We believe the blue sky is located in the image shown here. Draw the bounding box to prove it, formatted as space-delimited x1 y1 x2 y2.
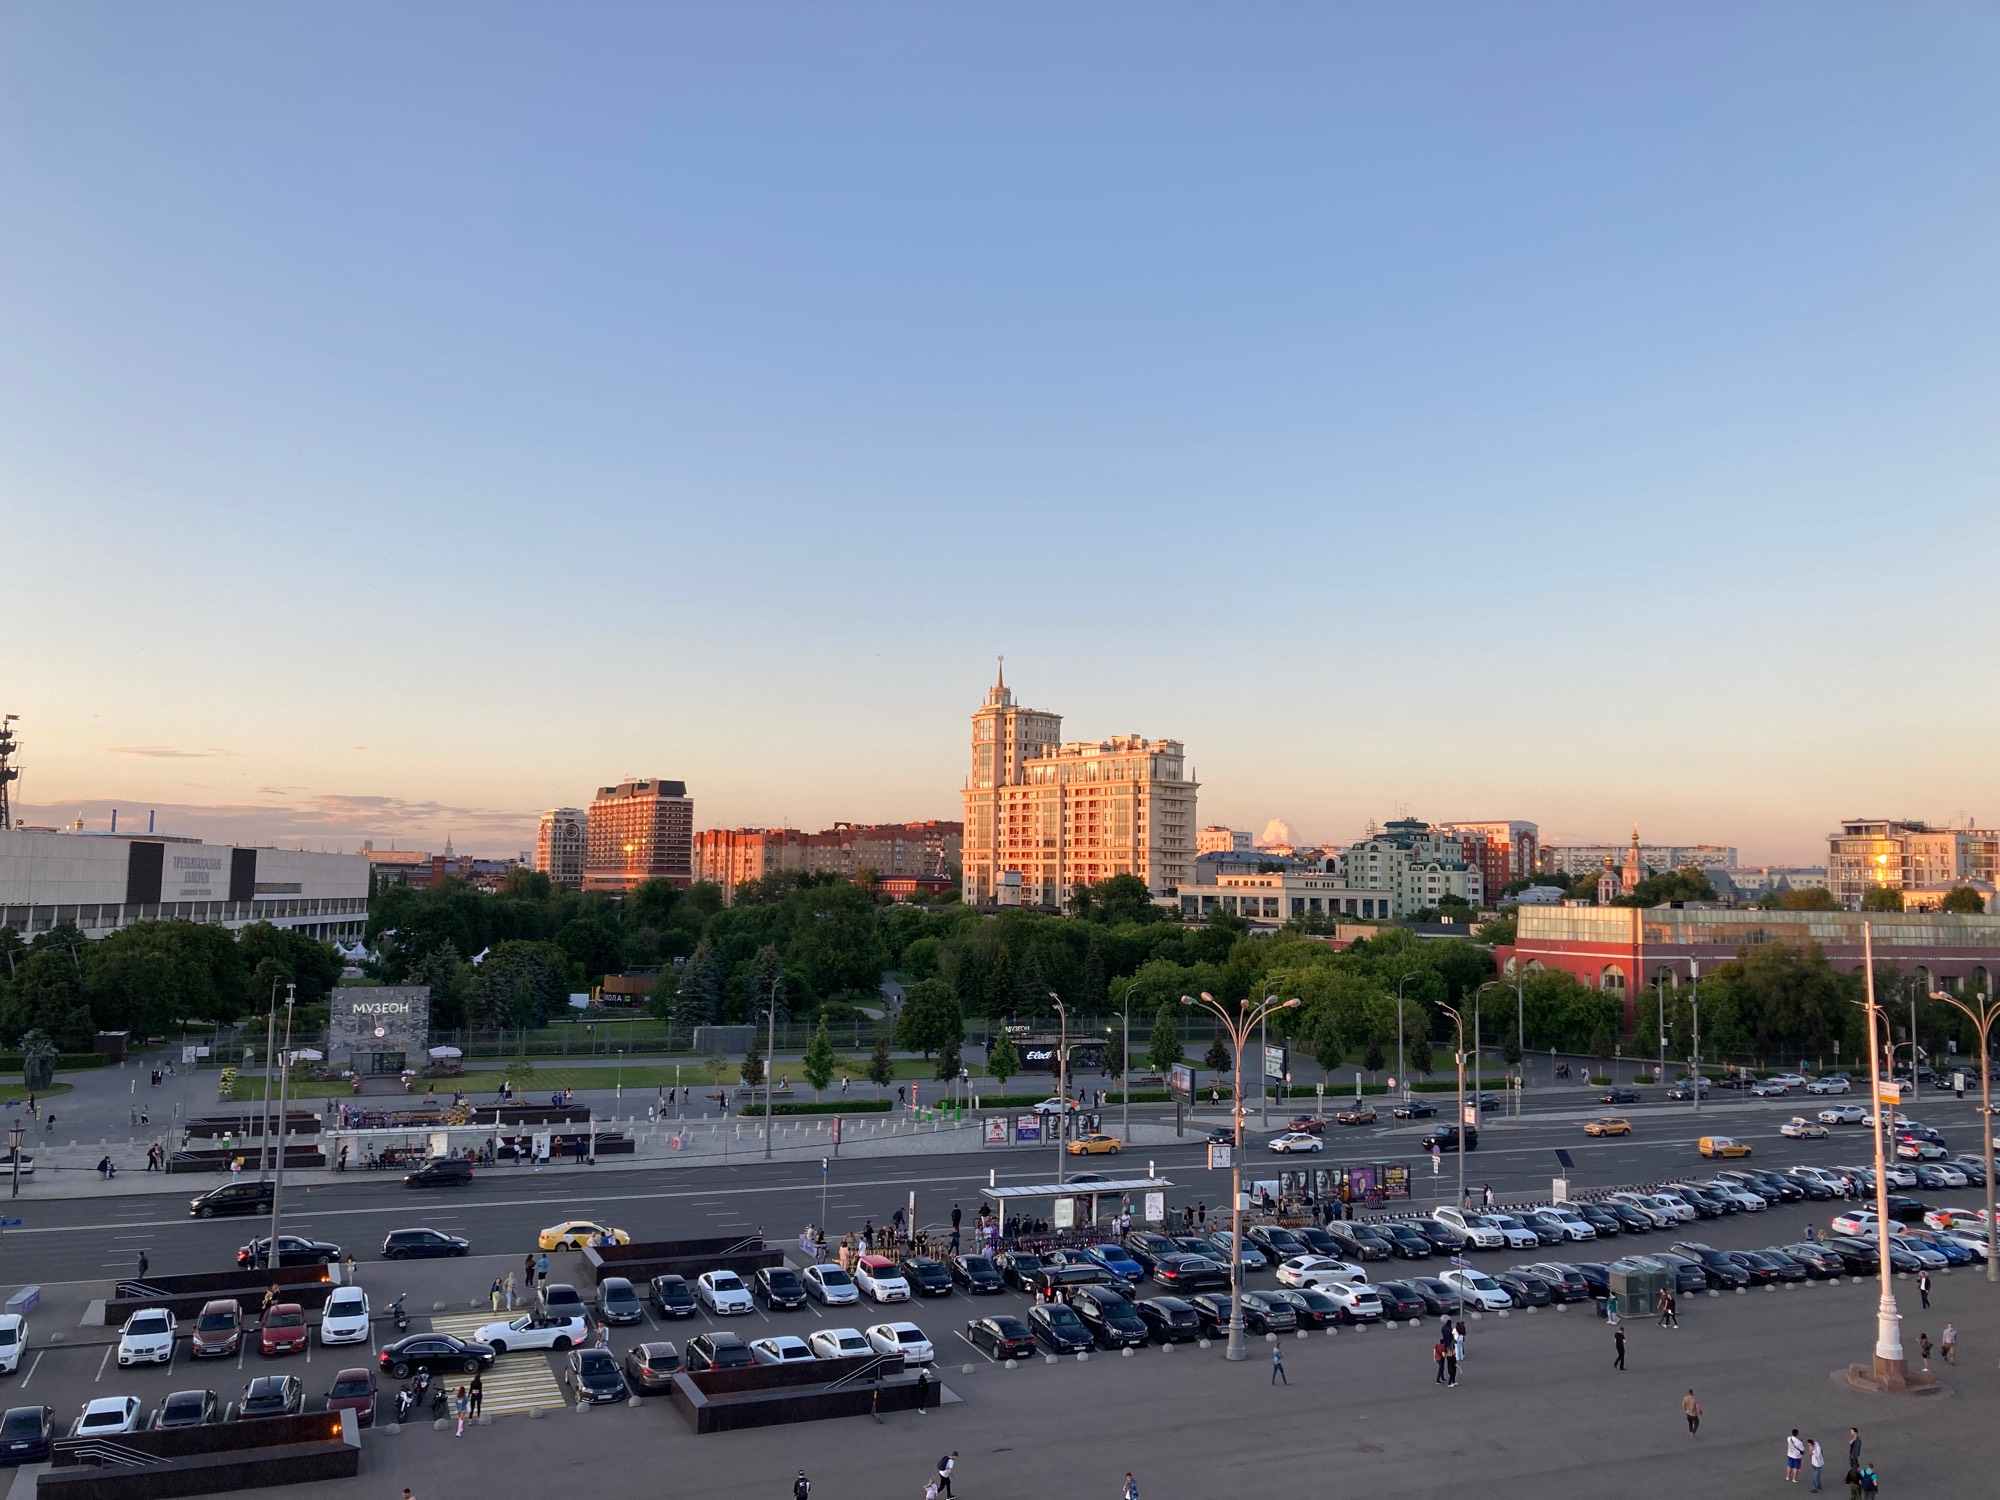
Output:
4 4 1996 862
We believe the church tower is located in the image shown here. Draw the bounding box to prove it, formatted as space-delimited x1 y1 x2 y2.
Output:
1622 824 1644 895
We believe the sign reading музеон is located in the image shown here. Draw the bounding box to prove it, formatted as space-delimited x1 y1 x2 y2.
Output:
328 986 430 1071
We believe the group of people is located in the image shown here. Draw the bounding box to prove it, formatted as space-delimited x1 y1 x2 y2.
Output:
1787 1429 1877 1496
1431 1318 1468 1386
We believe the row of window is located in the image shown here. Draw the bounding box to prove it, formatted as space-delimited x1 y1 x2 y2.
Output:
0 899 368 935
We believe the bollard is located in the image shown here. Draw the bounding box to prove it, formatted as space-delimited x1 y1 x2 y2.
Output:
1198 1339 1210 1350
1044 1354 1058 1365
1075 1351 1088 1363
1122 1347 1133 1358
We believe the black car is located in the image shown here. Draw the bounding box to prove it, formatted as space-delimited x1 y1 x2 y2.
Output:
947 1255 1003 1295
1247 1225 1307 1260
1421 1125 1478 1153
1027 1302 1093 1354
994 1250 1045 1292
597 1277 646 1325
1569 1263 1612 1295
1325 1224 1393 1262
754 1266 808 1310
1825 1237 1880 1273
1269 1287 1344 1329
1151 1254 1230 1293
381 1228 470 1260
1574 1204 1623 1236
1070 1287 1149 1349
1883 1195 1930 1225
1379 1224 1436 1259
1774 1243 1845 1278
402 1159 473 1188
649 1275 697 1318
1231 1291 1298 1334
1026 1265 1110 1298
0 1406 55 1465
1645 1252 1711 1294
1134 1297 1201 1343
1882 1242 1927 1274
897 1258 953 1298
188 1181 273 1219
1773 1172 1833 1202
237 1376 304 1419
623 1342 681 1393
1410 1221 1466 1254
1392 1099 1437 1119
1601 1203 1652 1233
1287 1226 1341 1258
1520 1264 1591 1303
1738 1249 1805 1284
1671 1244 1748 1290
1205 1127 1233 1144
238 1235 342 1269
566 1347 628 1404
684 1333 754 1371
1665 1186 1727 1218
965 1315 1037 1360
1756 1248 1814 1281
1371 1280 1431 1320
1494 1271 1551 1308
378 1334 496 1380
1408 1277 1460 1311
1508 1213 1569 1247
1121 1232 1180 1272
155 1389 221 1430
1601 1088 1640 1105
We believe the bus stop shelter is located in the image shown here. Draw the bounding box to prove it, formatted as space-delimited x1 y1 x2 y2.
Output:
979 1177 1174 1237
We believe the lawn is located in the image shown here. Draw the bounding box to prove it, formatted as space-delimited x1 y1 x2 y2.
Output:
0 1083 71 1106
229 1056 970 1102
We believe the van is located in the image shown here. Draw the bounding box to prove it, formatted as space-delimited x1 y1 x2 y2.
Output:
403 1159 473 1189
190 1300 242 1359
1698 1136 1751 1159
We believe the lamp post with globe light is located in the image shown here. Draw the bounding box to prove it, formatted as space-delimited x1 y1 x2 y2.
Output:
1181 990 1300 1362
1926 985 1999 1283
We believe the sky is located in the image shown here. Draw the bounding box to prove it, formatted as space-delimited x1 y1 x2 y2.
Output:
3 5 1997 865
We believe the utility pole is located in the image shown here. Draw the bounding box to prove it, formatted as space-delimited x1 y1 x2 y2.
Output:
763 968 780 1161
1439 1001 1468 1212
1051 994 1069 1188
1858 924 1909 1386
1927 983 1999 1284
266 985 295 1269
1690 959 1701 1115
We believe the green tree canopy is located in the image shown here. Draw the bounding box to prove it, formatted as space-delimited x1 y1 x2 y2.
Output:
802 1020 837 1097
1146 1003 1185 1074
1940 886 1986 915
895 978 962 1059
986 1031 1020 1088
1861 887 1904 913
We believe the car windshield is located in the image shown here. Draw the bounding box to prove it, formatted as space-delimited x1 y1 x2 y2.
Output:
1 1412 41 1437
816 1268 852 1286
962 1258 993 1272
1044 1305 1083 1327
197 1312 235 1331
579 1351 615 1372
267 1309 303 1327
329 1294 364 1313
1464 1274 1500 1291
128 1316 169 1336
248 1380 285 1399
992 1318 1029 1336
836 1335 867 1351
80 1412 123 1429
330 1376 370 1397
710 1274 742 1290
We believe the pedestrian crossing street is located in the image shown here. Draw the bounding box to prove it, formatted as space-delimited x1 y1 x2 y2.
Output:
427 1312 571 1416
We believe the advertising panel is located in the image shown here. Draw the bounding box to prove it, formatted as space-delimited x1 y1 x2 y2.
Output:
1015 1115 1042 1144
984 1116 1009 1146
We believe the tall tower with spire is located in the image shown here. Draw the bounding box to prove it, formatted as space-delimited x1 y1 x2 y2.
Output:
1622 824 1644 896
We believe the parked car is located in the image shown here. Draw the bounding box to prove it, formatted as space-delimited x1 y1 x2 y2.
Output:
806 1327 871 1361
1494 1270 1552 1308
1370 1279 1432 1320
566 1347 629 1404
750 1335 816 1367
696 1271 755 1315
684 1333 754 1372
116 1309 175 1367
649 1274 697 1317
596 1276 646 1325
1027 1302 1093 1353
258 1304 309 1357
237 1235 341 1269
321 1369 376 1427
1133 1297 1202 1343
0 1407 55 1466
318 1287 370 1346
155 1390 222 1430
864 1322 934 1367
1266 1287 1345 1329
1431 1208 1503 1249
188 1180 273 1219
1245 1225 1307 1261
381 1228 470 1260
1436 1269 1512 1311
235 1377 303 1420
0 1317 24 1377
1150 1253 1229 1292
992 1251 1045 1292
853 1257 911 1304
537 1283 588 1322
191 1301 243 1360
1274 1255 1366 1290
72 1397 143 1439
965 1315 1037 1359
623 1342 681 1393
1069 1287 1149 1349
947 1255 1003 1294
473 1312 588 1354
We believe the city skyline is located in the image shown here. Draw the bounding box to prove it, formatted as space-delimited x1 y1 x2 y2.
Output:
5 8 1996 866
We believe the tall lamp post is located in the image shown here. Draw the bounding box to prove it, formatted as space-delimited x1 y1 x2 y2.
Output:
1181 989 1300 1362
1689 959 1702 1115
266 984 296 1269
1928 986 1999 1283
1394 971 1421 1099
8 1121 24 1199
1477 981 1506 1109
761 969 782 1161
1855 924 1916 1389
1050 994 1069 1188
1117 981 1134 1148
1437 1001 1469 1212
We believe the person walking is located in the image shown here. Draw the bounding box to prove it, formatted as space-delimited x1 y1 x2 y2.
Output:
1270 1343 1287 1385
793 1472 811 1500
1613 1324 1626 1371
536 1253 550 1287
469 1373 483 1418
1786 1429 1805 1483
1847 1429 1861 1472
937 1451 957 1499
136 1250 149 1280
1917 1268 1931 1309
489 1278 503 1312
1809 1437 1825 1492
1444 1337 1458 1387
1682 1389 1701 1435
504 1272 516 1311
1656 1287 1672 1327
524 1254 536 1293
1941 1321 1956 1364
1453 1320 1466 1367
1122 1474 1139 1500
453 1387 469 1437
914 1365 931 1413
1917 1331 1931 1370
1434 1336 1449 1384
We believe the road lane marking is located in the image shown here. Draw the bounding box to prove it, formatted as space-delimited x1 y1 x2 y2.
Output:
94 1345 112 1382
20 1350 42 1387
954 1330 995 1363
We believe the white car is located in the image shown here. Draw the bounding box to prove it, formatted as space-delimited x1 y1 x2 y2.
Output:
115 1309 174 1367
318 1287 371 1346
697 1271 755 1315
1432 1208 1505 1249
1313 1281 1383 1320
1830 1210 1879 1237
72 1397 142 1438
1881 1163 1918 1188
1923 1207 1986 1232
1818 1105 1866 1125
1748 1081 1789 1098
1267 1132 1324 1154
1274 1255 1366 1290
1806 1077 1851 1095
1789 1167 1848 1195
1482 1216 1543 1250
1780 1118 1829 1140
473 1311 589 1353
1862 1110 1910 1128
1895 1138 1947 1161
1942 1227 1992 1257
1436 1269 1513 1311
750 1335 817 1366
1639 1193 1697 1224
808 1327 871 1361
853 1257 911 1303
0 1314 26 1375
1923 1163 1969 1189
1768 1074 1809 1090
865 1322 933 1367
801 1264 859 1306
1541 1207 1598 1241
1032 1097 1080 1116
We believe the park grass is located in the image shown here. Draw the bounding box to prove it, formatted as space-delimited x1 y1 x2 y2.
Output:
0 1083 72 1105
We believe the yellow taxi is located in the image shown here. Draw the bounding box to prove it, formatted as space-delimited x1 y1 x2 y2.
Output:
537 1219 631 1251
1583 1116 1632 1138
1066 1133 1123 1156
1697 1136 1752 1159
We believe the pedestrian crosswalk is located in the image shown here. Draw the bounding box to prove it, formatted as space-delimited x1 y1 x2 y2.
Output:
425 1312 571 1416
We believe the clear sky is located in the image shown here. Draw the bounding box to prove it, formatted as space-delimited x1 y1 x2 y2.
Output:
4 5 1996 863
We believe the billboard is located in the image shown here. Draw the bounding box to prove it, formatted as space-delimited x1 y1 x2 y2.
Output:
1263 1044 1286 1081
983 1116 1009 1146
1014 1115 1042 1144
1170 1063 1195 1100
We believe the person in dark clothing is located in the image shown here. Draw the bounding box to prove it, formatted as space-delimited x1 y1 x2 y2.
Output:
1613 1325 1626 1370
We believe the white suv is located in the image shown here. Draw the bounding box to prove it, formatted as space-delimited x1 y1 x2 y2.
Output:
1806 1076 1851 1096
1432 1208 1504 1249
115 1309 174 1367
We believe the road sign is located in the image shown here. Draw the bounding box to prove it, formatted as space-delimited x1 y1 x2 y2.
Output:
1876 1082 1905 1106
1462 1104 1478 1126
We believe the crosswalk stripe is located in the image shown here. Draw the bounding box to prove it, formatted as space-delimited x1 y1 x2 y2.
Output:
419 1313 574 1415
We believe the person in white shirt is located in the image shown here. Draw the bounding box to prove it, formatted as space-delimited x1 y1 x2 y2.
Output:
1785 1430 1805 1483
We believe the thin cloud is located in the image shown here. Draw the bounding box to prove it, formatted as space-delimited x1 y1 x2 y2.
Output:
110 745 233 759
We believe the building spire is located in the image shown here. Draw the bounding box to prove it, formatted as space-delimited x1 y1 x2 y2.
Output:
996 654 1005 692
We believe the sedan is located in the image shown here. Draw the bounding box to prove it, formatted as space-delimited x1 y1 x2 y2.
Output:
472 1313 588 1354
237 1235 341 1269
623 1342 681 1393
235 1377 303 1420
1205 1233 1267 1270
1911 1164 1967 1192
697 1271 755 1315
948 1255 1003 1294
116 1309 175 1367
1150 1254 1230 1292
1032 1096 1082 1115
566 1347 629 1404
71 1396 143 1438
1335 1105 1378 1126
1267 1132 1324 1154
0 1407 55 1467
1600 1088 1640 1105
1134 1298 1201 1343
1275 1255 1366 1290
378 1334 496 1379
801 1264 860 1306
649 1274 697 1317
1410 1276 1466 1311
1266 1288 1345 1329
1028 1302 1093 1353
1067 1132 1123 1155
752 1267 809 1312
1084 1244 1148 1284
1574 1204 1625 1235
865 1322 934 1367
1436 1269 1512 1311
1370 1280 1433 1320
598 1277 647 1324
319 1288 370 1346
992 1251 1044 1292
1391 1099 1437 1119
156 1389 222 1429
750 1336 817 1367
538 1220 628 1251
1831 1210 1878 1238
1819 1105 1868 1125
965 1315 1037 1360
808 1327 872 1361
1380 1224 1437 1258
1070 1288 1149 1349
1584 1117 1632 1138
1672 1245 1750 1289
257 1305 309 1357
322 1370 375 1428
1482 1215 1547 1250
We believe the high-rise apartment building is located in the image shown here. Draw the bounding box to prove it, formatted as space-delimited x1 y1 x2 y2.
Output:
960 667 1197 907
1827 819 2000 910
1539 842 1738 878
584 778 693 894
692 821 963 904
535 807 589 888
1434 820 1539 895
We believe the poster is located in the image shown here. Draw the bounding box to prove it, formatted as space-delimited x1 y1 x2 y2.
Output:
1143 1191 1165 1224
984 1116 1009 1146
1015 1115 1042 1144
1381 1164 1411 1199
1053 1197 1075 1229
1170 1063 1194 1099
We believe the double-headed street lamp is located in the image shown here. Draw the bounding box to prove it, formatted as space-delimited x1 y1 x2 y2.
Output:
1182 989 1299 1362
1394 971 1421 1098
1437 1000 1469 1212
1927 986 1999 1284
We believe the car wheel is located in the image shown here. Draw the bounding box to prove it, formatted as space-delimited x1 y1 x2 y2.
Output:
463 1358 480 1372
198 1206 215 1219
390 1362 411 1380
488 1341 507 1355
552 1337 570 1351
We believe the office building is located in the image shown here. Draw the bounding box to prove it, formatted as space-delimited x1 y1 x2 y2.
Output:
1718 866 1829 901
960 666 1197 906
1539 841 1738 879
535 808 589 888
692 820 962 904
1827 819 2000 910
1434 820 1540 894
584 778 694 894
1179 867 1398 924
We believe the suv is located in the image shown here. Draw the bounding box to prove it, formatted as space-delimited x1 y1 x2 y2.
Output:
1421 1125 1479 1153
190 1301 243 1359
381 1228 470 1260
403 1159 473 1188
188 1181 272 1219
1069 1287 1148 1349
685 1333 754 1371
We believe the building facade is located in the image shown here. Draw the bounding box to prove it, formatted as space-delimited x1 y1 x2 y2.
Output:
1539 842 1739 878
692 821 962 904
584 778 694 894
0 829 368 942
1827 819 2000 910
1340 819 1485 915
535 808 589 888
960 667 1196 907
1179 868 1398 924
1434 820 1540 895
1197 826 1255 855
327 985 431 1076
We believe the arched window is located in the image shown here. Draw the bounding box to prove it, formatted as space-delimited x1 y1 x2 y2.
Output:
1600 965 1626 994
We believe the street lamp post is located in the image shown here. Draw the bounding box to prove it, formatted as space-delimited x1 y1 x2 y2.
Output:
1395 972 1420 1099
266 984 295 1269
1182 989 1299 1362
8 1121 24 1199
1856 924 1914 1389
1928 985 1999 1283
1118 982 1133 1148
762 970 781 1162
1438 1001 1469 1212
1050 994 1069 1187
1690 960 1702 1115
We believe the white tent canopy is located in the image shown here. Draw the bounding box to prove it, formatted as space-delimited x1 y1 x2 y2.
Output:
428 1045 463 1060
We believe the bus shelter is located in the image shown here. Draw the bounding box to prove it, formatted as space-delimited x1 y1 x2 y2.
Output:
978 1177 1174 1238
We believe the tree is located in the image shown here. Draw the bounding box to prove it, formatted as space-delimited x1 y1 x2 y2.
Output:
988 944 1016 1019
1362 1036 1386 1074
1102 1031 1125 1078
1763 886 1839 911
1502 1034 1523 1066
987 1031 1020 1089
1409 1033 1434 1076
674 938 727 1029
895 978 962 1059
468 941 568 1030
2 948 95 1051
407 943 473 1031
1203 1036 1230 1075
1941 886 1986 915
1861 886 1904 913
740 1034 765 1089
743 944 789 1027
1615 868 1718 907
1474 913 1517 946
1146 1003 1185 1074
1081 932 1108 1011
867 1034 896 1092
801 1020 837 1099
934 1035 961 1083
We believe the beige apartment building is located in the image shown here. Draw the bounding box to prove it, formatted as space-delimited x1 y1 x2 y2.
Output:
693 821 963 904
584 777 694 893
960 667 1197 907
1828 819 2000 909
535 807 588 888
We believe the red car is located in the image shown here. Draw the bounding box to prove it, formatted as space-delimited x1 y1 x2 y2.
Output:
258 1304 308 1357
1287 1116 1326 1135
322 1367 376 1427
